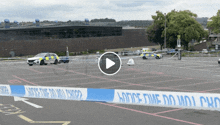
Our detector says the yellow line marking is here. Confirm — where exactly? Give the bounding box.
[0,104,25,115]
[18,115,34,123]
[18,115,71,125]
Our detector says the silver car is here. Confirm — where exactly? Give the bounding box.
[27,53,60,66]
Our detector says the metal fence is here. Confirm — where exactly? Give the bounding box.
[181,51,220,57]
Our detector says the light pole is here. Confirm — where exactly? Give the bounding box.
[164,13,166,49]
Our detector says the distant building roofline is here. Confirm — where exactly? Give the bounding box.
[0,25,122,31]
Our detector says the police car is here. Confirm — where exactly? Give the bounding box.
[27,52,60,66]
[140,52,163,59]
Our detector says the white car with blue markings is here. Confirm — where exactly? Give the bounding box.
[27,53,60,66]
[140,52,163,59]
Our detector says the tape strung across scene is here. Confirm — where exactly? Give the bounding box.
[1,84,220,111]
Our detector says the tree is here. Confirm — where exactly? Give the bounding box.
[207,10,220,34]
[90,18,116,22]
[164,10,207,50]
[146,11,165,50]
[147,10,208,50]
[146,23,164,50]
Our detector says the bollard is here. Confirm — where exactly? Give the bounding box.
[178,49,181,60]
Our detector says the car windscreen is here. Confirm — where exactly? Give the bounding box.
[35,53,47,57]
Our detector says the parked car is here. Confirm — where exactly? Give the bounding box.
[167,49,177,54]
[210,49,216,52]
[140,52,163,59]
[121,50,133,56]
[27,52,60,66]
[59,56,69,63]
[202,49,208,54]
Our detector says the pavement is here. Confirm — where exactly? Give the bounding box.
[1,56,220,125]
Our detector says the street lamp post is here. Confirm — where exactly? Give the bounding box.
[164,13,166,49]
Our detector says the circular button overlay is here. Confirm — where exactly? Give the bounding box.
[98,52,122,76]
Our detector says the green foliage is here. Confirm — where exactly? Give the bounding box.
[55,51,66,56]
[181,53,186,57]
[81,51,88,54]
[207,10,220,34]
[146,11,165,49]
[147,10,208,50]
[189,46,195,51]
[99,50,105,53]
[164,10,206,50]
[55,49,105,56]
[90,18,116,22]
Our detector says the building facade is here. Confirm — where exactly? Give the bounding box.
[0,26,155,57]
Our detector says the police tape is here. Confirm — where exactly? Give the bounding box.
[1,84,220,111]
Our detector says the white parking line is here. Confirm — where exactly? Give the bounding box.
[179,65,217,68]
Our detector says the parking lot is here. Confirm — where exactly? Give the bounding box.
[1,56,220,125]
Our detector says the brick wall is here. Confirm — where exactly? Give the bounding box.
[0,29,156,57]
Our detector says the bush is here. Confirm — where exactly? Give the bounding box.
[82,51,88,54]
[55,49,105,56]
[99,50,105,53]
[182,53,186,57]
[188,46,195,51]
[55,51,66,56]
[69,52,75,56]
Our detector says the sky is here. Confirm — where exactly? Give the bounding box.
[0,0,220,22]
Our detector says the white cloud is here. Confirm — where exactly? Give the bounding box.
[1,0,220,22]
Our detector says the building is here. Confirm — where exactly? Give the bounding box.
[206,17,220,49]
[0,25,122,41]
[0,24,155,57]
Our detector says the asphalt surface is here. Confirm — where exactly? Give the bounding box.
[1,55,220,125]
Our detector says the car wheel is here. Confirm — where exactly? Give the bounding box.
[54,59,58,64]
[142,56,147,59]
[156,56,160,59]
[29,64,33,66]
[40,60,44,65]
[66,60,69,63]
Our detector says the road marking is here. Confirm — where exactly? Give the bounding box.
[14,97,43,108]
[8,80,21,84]
[12,75,39,86]
[143,63,220,73]
[154,108,183,115]
[97,102,202,125]
[183,65,217,68]
[0,104,25,115]
[18,115,33,123]
[28,68,42,74]
[18,115,71,125]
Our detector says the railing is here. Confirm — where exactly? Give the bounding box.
[181,51,220,57]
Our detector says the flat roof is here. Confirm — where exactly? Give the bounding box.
[122,27,146,29]
[0,25,122,31]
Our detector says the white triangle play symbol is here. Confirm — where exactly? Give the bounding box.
[106,58,115,69]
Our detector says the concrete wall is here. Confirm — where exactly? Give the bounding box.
[0,29,156,57]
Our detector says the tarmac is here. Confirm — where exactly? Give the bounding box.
[1,55,220,125]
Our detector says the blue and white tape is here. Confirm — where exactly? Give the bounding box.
[1,84,220,111]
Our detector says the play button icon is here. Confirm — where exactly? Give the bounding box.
[98,52,122,76]
[106,58,115,69]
